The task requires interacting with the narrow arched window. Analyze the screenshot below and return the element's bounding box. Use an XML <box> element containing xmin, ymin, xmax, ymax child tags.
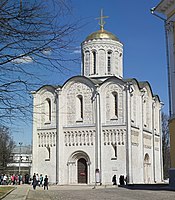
<box><xmin>85</xmin><ymin>51</ymin><xmax>90</xmax><ymax>75</ymax></box>
<box><xmin>112</xmin><ymin>92</ymin><xmax>118</xmax><ymax>118</ymax></box>
<box><xmin>107</xmin><ymin>51</ymin><xmax>112</xmax><ymax>74</ymax></box>
<box><xmin>45</xmin><ymin>98</ymin><xmax>51</xmax><ymax>123</ymax></box>
<box><xmin>76</xmin><ymin>95</ymin><xmax>83</xmax><ymax>121</ymax></box>
<box><xmin>93</xmin><ymin>51</ymin><xmax>96</xmax><ymax>74</ymax></box>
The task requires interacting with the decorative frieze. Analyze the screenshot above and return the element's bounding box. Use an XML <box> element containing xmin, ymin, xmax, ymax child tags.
<box><xmin>131</xmin><ymin>130</ymin><xmax>139</xmax><ymax>146</ymax></box>
<box><xmin>103</xmin><ymin>129</ymin><xmax>125</xmax><ymax>145</ymax></box>
<box><xmin>38</xmin><ymin>131</ymin><xmax>56</xmax><ymax>147</ymax></box>
<box><xmin>143</xmin><ymin>133</ymin><xmax>152</xmax><ymax>149</ymax></box>
<box><xmin>64</xmin><ymin>129</ymin><xmax>95</xmax><ymax>146</ymax></box>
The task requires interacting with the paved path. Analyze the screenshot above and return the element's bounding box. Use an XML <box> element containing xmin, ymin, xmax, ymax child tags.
<box><xmin>27</xmin><ymin>185</ymin><xmax>175</xmax><ymax>200</ymax></box>
<box><xmin>2</xmin><ymin>184</ymin><xmax>175</xmax><ymax>200</ymax></box>
<box><xmin>2</xmin><ymin>185</ymin><xmax>29</xmax><ymax>200</ymax></box>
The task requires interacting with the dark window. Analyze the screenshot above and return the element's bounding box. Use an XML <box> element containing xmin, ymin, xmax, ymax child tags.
<box><xmin>113</xmin><ymin>92</ymin><xmax>118</xmax><ymax>117</ymax></box>
<box><xmin>77</xmin><ymin>95</ymin><xmax>83</xmax><ymax>119</ymax></box>
<box><xmin>107</xmin><ymin>51</ymin><xmax>112</xmax><ymax>74</ymax></box>
<box><xmin>93</xmin><ymin>51</ymin><xmax>96</xmax><ymax>74</ymax></box>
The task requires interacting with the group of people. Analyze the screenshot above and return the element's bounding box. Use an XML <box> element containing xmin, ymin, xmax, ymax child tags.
<box><xmin>32</xmin><ymin>173</ymin><xmax>48</xmax><ymax>190</ymax></box>
<box><xmin>112</xmin><ymin>175</ymin><xmax>127</xmax><ymax>186</ymax></box>
<box><xmin>0</xmin><ymin>174</ymin><xmax>29</xmax><ymax>185</ymax></box>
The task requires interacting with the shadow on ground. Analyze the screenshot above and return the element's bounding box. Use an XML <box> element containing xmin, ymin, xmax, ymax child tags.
<box><xmin>118</xmin><ymin>183</ymin><xmax>175</xmax><ymax>191</ymax></box>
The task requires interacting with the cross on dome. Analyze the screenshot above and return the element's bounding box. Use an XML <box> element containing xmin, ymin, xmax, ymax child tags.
<box><xmin>96</xmin><ymin>9</ymin><xmax>109</xmax><ymax>31</ymax></box>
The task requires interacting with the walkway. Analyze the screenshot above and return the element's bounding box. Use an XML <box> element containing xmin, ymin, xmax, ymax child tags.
<box><xmin>2</xmin><ymin>184</ymin><xmax>175</xmax><ymax>200</ymax></box>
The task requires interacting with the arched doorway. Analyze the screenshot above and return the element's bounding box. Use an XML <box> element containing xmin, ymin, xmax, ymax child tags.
<box><xmin>77</xmin><ymin>158</ymin><xmax>87</xmax><ymax>183</ymax></box>
<box><xmin>67</xmin><ymin>151</ymin><xmax>90</xmax><ymax>184</ymax></box>
<box><xmin>144</xmin><ymin>153</ymin><xmax>151</xmax><ymax>183</ymax></box>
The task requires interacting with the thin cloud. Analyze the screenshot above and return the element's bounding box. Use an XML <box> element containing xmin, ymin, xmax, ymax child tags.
<box><xmin>73</xmin><ymin>49</ymin><xmax>81</xmax><ymax>54</ymax></box>
<box><xmin>12</xmin><ymin>56</ymin><xmax>33</xmax><ymax>64</ymax></box>
<box><xmin>41</xmin><ymin>48</ymin><xmax>52</xmax><ymax>55</ymax></box>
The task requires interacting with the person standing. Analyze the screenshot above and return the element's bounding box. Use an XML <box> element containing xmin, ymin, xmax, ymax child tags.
<box><xmin>36</xmin><ymin>174</ymin><xmax>39</xmax><ymax>186</ymax></box>
<box><xmin>39</xmin><ymin>174</ymin><xmax>43</xmax><ymax>187</ymax></box>
<box><xmin>32</xmin><ymin>173</ymin><xmax>37</xmax><ymax>190</ymax></box>
<box><xmin>44</xmin><ymin>175</ymin><xmax>48</xmax><ymax>190</ymax></box>
<box><xmin>11</xmin><ymin>174</ymin><xmax>15</xmax><ymax>185</ymax></box>
<box><xmin>112</xmin><ymin>175</ymin><xmax>117</xmax><ymax>185</ymax></box>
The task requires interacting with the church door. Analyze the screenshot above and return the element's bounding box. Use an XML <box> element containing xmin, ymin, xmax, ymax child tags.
<box><xmin>77</xmin><ymin>158</ymin><xmax>87</xmax><ymax>184</ymax></box>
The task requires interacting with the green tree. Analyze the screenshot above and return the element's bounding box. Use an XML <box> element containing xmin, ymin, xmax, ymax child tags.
<box><xmin>162</xmin><ymin>112</ymin><xmax>170</xmax><ymax>179</ymax></box>
<box><xmin>0</xmin><ymin>125</ymin><xmax>15</xmax><ymax>172</ymax></box>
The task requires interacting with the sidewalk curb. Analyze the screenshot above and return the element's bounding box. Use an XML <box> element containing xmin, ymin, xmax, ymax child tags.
<box><xmin>0</xmin><ymin>187</ymin><xmax>16</xmax><ymax>200</ymax></box>
<box><xmin>24</xmin><ymin>188</ymin><xmax>29</xmax><ymax>200</ymax></box>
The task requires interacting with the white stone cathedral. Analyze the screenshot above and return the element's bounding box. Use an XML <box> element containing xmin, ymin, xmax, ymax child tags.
<box><xmin>32</xmin><ymin>13</ymin><xmax>163</xmax><ymax>185</ymax></box>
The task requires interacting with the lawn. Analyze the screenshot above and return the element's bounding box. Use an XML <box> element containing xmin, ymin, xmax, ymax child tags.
<box><xmin>0</xmin><ymin>187</ymin><xmax>15</xmax><ymax>198</ymax></box>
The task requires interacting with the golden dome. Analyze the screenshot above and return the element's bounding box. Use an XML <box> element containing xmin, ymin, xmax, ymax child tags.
<box><xmin>85</xmin><ymin>29</ymin><xmax>119</xmax><ymax>41</ymax></box>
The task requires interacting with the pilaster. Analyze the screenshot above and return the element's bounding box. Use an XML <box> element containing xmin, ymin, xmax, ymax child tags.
<box><xmin>55</xmin><ymin>88</ymin><xmax>62</xmax><ymax>184</ymax></box>
<box><xmin>125</xmin><ymin>83</ymin><xmax>132</xmax><ymax>183</ymax></box>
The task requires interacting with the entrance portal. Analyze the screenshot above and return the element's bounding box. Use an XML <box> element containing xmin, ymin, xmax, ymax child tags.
<box><xmin>77</xmin><ymin>158</ymin><xmax>87</xmax><ymax>183</ymax></box>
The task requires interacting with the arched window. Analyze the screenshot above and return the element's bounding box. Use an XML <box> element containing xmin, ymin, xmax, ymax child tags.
<box><xmin>45</xmin><ymin>98</ymin><xmax>51</xmax><ymax>123</ymax></box>
<box><xmin>85</xmin><ymin>51</ymin><xmax>90</xmax><ymax>75</ymax></box>
<box><xmin>113</xmin><ymin>92</ymin><xmax>118</xmax><ymax>117</ymax></box>
<box><xmin>143</xmin><ymin>97</ymin><xmax>147</xmax><ymax>127</ymax></box>
<box><xmin>92</xmin><ymin>51</ymin><xmax>96</xmax><ymax>74</ymax></box>
<box><xmin>76</xmin><ymin>95</ymin><xmax>83</xmax><ymax>121</ymax></box>
<box><xmin>107</xmin><ymin>51</ymin><xmax>112</xmax><ymax>74</ymax></box>
<box><xmin>111</xmin><ymin>92</ymin><xmax>118</xmax><ymax>119</ymax></box>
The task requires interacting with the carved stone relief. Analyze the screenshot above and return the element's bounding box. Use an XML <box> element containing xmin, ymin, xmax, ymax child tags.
<box><xmin>64</xmin><ymin>129</ymin><xmax>95</xmax><ymax>146</ymax></box>
<box><xmin>38</xmin><ymin>131</ymin><xmax>56</xmax><ymax>147</ymax></box>
<box><xmin>66</xmin><ymin>82</ymin><xmax>93</xmax><ymax>125</ymax></box>
<box><xmin>103</xmin><ymin>129</ymin><xmax>125</xmax><ymax>145</ymax></box>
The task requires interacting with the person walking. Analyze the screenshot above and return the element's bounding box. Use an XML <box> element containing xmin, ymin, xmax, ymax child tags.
<box><xmin>44</xmin><ymin>175</ymin><xmax>48</xmax><ymax>190</ymax></box>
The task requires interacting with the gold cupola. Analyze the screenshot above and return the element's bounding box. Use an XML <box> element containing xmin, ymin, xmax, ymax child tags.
<box><xmin>85</xmin><ymin>29</ymin><xmax>119</xmax><ymax>41</ymax></box>
<box><xmin>85</xmin><ymin>9</ymin><xmax>119</xmax><ymax>42</ymax></box>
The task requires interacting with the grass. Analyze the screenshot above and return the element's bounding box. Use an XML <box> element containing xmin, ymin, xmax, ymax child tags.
<box><xmin>0</xmin><ymin>186</ymin><xmax>15</xmax><ymax>198</ymax></box>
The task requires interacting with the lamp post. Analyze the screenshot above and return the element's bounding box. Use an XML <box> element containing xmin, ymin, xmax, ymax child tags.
<box><xmin>19</xmin><ymin>142</ymin><xmax>23</xmax><ymax>174</ymax></box>
<box><xmin>150</xmin><ymin>7</ymin><xmax>172</xmax><ymax>118</ymax></box>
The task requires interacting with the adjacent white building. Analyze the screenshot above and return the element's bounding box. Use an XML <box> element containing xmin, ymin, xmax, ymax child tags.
<box><xmin>32</xmin><ymin>14</ymin><xmax>163</xmax><ymax>185</ymax></box>
<box><xmin>7</xmin><ymin>145</ymin><xmax>32</xmax><ymax>175</ymax></box>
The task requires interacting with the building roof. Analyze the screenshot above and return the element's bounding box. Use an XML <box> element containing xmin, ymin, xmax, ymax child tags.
<box><xmin>12</xmin><ymin>145</ymin><xmax>32</xmax><ymax>154</ymax></box>
<box><xmin>154</xmin><ymin>0</ymin><xmax>175</xmax><ymax>15</ymax></box>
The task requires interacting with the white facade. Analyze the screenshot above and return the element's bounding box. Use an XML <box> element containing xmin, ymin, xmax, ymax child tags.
<box><xmin>32</xmin><ymin>23</ymin><xmax>163</xmax><ymax>185</ymax></box>
<box><xmin>7</xmin><ymin>145</ymin><xmax>32</xmax><ymax>175</ymax></box>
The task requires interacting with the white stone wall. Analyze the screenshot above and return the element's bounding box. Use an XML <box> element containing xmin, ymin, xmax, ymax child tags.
<box><xmin>32</xmin><ymin>77</ymin><xmax>163</xmax><ymax>184</ymax></box>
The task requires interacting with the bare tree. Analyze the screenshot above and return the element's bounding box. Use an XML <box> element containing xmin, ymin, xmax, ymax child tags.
<box><xmin>0</xmin><ymin>125</ymin><xmax>15</xmax><ymax>173</ymax></box>
<box><xmin>162</xmin><ymin>112</ymin><xmax>170</xmax><ymax>179</ymax></box>
<box><xmin>0</xmin><ymin>0</ymin><xmax>80</xmax><ymax>125</ymax></box>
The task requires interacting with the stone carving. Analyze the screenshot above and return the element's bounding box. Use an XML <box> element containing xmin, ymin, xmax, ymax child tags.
<box><xmin>105</xmin><ymin>84</ymin><xmax>123</xmax><ymax>122</ymax></box>
<box><xmin>103</xmin><ymin>129</ymin><xmax>125</xmax><ymax>145</ymax></box>
<box><xmin>38</xmin><ymin>131</ymin><xmax>56</xmax><ymax>147</ymax></box>
<box><xmin>66</xmin><ymin>82</ymin><xmax>93</xmax><ymax>125</ymax></box>
<box><xmin>64</xmin><ymin>129</ymin><xmax>95</xmax><ymax>146</ymax></box>
<box><xmin>131</xmin><ymin>130</ymin><xmax>139</xmax><ymax>146</ymax></box>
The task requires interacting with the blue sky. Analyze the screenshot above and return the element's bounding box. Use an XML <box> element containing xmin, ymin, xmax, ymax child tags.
<box><xmin>12</xmin><ymin>0</ymin><xmax>168</xmax><ymax>145</ymax></box>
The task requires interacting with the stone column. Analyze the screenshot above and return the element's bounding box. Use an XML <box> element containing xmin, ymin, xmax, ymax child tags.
<box><xmin>152</xmin><ymin>100</ymin><xmax>156</xmax><ymax>183</ymax></box>
<box><xmin>55</xmin><ymin>88</ymin><xmax>61</xmax><ymax>184</ymax></box>
<box><xmin>95</xmin><ymin>85</ymin><xmax>102</xmax><ymax>184</ymax></box>
<box><xmin>125</xmin><ymin>83</ymin><xmax>132</xmax><ymax>183</ymax></box>
<box><xmin>140</xmin><ymin>89</ymin><xmax>145</xmax><ymax>183</ymax></box>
